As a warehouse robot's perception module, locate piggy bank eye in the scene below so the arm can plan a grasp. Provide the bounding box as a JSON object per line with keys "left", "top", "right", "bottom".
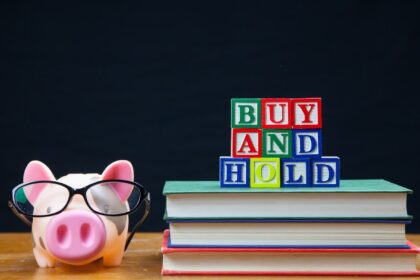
{"left": 46, "top": 206, "right": 51, "bottom": 214}
{"left": 103, "top": 204, "right": 110, "bottom": 214}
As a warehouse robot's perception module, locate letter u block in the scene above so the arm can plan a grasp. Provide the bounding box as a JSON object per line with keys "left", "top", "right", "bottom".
{"left": 261, "top": 98, "right": 292, "bottom": 129}
{"left": 292, "top": 129, "right": 322, "bottom": 158}
{"left": 311, "top": 156, "right": 340, "bottom": 187}
{"left": 219, "top": 157, "right": 250, "bottom": 187}
{"left": 250, "top": 158, "right": 281, "bottom": 188}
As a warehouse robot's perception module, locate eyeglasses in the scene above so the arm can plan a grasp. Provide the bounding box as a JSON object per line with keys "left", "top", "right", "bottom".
{"left": 8, "top": 179, "right": 151, "bottom": 250}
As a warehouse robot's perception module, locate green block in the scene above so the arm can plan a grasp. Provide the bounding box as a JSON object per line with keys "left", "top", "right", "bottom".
{"left": 262, "top": 129, "right": 292, "bottom": 158}
{"left": 231, "top": 98, "right": 261, "bottom": 128}
{"left": 250, "top": 158, "right": 281, "bottom": 188}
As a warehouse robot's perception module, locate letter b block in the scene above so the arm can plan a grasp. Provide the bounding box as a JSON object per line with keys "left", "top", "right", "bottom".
{"left": 231, "top": 98, "right": 261, "bottom": 128}
{"left": 311, "top": 157, "right": 340, "bottom": 187}
{"left": 250, "top": 158, "right": 281, "bottom": 188}
{"left": 219, "top": 157, "right": 250, "bottom": 187}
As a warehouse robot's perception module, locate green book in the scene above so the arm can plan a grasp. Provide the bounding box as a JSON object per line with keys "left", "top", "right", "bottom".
{"left": 163, "top": 179, "right": 412, "bottom": 220}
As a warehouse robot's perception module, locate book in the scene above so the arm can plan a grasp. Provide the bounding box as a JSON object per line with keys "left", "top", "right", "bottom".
{"left": 167, "top": 220, "right": 410, "bottom": 248}
{"left": 163, "top": 179, "right": 411, "bottom": 219}
{"left": 161, "top": 230, "right": 420, "bottom": 276}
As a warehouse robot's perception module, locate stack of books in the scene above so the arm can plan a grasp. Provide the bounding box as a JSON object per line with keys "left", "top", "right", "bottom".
{"left": 161, "top": 98, "right": 419, "bottom": 276}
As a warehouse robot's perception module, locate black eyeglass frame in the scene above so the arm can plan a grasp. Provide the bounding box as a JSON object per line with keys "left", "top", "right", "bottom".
{"left": 9, "top": 179, "right": 148, "bottom": 218}
{"left": 8, "top": 179, "right": 151, "bottom": 251}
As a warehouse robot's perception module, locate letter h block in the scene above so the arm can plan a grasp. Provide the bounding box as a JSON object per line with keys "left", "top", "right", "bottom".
{"left": 220, "top": 157, "right": 250, "bottom": 187}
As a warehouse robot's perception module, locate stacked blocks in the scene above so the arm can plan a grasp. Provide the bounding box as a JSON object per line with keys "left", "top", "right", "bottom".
{"left": 220, "top": 97, "right": 340, "bottom": 188}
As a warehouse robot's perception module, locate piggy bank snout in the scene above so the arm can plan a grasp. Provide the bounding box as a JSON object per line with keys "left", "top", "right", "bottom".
{"left": 46, "top": 210, "right": 106, "bottom": 263}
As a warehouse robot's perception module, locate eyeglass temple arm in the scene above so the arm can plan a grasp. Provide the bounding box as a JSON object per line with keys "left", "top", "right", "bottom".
{"left": 125, "top": 192, "right": 151, "bottom": 251}
{"left": 8, "top": 200, "right": 32, "bottom": 227}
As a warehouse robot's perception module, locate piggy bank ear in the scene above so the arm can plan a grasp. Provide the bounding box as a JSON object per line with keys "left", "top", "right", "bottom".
{"left": 101, "top": 160, "right": 134, "bottom": 201}
{"left": 23, "top": 161, "right": 56, "bottom": 205}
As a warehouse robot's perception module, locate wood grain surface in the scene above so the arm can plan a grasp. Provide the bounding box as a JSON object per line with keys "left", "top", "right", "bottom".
{"left": 0, "top": 233, "right": 419, "bottom": 280}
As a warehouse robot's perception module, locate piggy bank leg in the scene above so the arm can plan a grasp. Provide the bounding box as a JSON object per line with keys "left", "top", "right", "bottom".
{"left": 33, "top": 248, "right": 56, "bottom": 268}
{"left": 103, "top": 247, "right": 125, "bottom": 267}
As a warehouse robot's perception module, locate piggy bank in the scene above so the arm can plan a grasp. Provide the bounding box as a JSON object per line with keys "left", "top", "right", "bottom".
{"left": 13, "top": 160, "right": 146, "bottom": 268}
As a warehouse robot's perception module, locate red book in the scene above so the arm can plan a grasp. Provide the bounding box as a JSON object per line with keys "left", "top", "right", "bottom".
{"left": 161, "top": 230, "right": 420, "bottom": 276}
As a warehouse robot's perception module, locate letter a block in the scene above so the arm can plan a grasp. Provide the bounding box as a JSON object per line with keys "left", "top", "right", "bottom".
{"left": 292, "top": 129, "right": 322, "bottom": 158}
{"left": 231, "top": 98, "right": 261, "bottom": 128}
{"left": 250, "top": 158, "right": 280, "bottom": 188}
{"left": 261, "top": 98, "right": 292, "bottom": 129}
{"left": 311, "top": 156, "right": 340, "bottom": 187}
{"left": 262, "top": 129, "right": 292, "bottom": 158}
{"left": 219, "top": 157, "right": 250, "bottom": 187}
{"left": 292, "top": 98, "right": 322, "bottom": 129}
{"left": 232, "top": 128, "right": 262, "bottom": 158}
{"left": 281, "top": 158, "right": 310, "bottom": 187}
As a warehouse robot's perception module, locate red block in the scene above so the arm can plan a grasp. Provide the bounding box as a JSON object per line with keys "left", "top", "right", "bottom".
{"left": 292, "top": 98, "right": 322, "bottom": 129}
{"left": 231, "top": 128, "right": 262, "bottom": 158}
{"left": 261, "top": 98, "right": 292, "bottom": 129}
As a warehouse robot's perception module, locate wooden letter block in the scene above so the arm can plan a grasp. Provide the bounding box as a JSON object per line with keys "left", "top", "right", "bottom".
{"left": 261, "top": 98, "right": 292, "bottom": 129}
{"left": 262, "top": 129, "right": 292, "bottom": 158}
{"left": 292, "top": 98, "right": 322, "bottom": 129}
{"left": 311, "top": 156, "right": 340, "bottom": 187}
{"left": 292, "top": 129, "right": 322, "bottom": 158}
{"left": 219, "top": 157, "right": 250, "bottom": 187}
{"left": 231, "top": 98, "right": 261, "bottom": 128}
{"left": 250, "top": 158, "right": 281, "bottom": 188}
{"left": 281, "top": 158, "right": 310, "bottom": 187}
{"left": 231, "top": 128, "right": 262, "bottom": 158}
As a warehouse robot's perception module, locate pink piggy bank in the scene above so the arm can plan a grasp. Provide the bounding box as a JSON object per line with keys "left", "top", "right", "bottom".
{"left": 9, "top": 160, "right": 149, "bottom": 268}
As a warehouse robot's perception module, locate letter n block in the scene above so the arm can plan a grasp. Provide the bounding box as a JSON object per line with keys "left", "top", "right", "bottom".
{"left": 292, "top": 129, "right": 322, "bottom": 158}
{"left": 261, "top": 98, "right": 292, "bottom": 129}
{"left": 292, "top": 98, "right": 322, "bottom": 129}
{"left": 219, "top": 157, "right": 250, "bottom": 187}
{"left": 231, "top": 98, "right": 261, "bottom": 128}
{"left": 311, "top": 156, "right": 340, "bottom": 187}
{"left": 262, "top": 129, "right": 292, "bottom": 158}
{"left": 281, "top": 158, "right": 310, "bottom": 187}
{"left": 250, "top": 158, "right": 280, "bottom": 188}
{"left": 231, "top": 128, "right": 262, "bottom": 158}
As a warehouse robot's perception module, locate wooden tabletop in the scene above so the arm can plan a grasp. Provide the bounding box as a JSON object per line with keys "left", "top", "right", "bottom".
{"left": 0, "top": 232, "right": 419, "bottom": 280}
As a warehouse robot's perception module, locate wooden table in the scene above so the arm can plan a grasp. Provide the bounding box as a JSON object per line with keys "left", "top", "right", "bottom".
{"left": 0, "top": 233, "right": 419, "bottom": 279}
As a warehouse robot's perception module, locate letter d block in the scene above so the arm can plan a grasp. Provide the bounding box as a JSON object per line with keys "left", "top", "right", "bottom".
{"left": 311, "top": 156, "right": 340, "bottom": 187}
{"left": 250, "top": 158, "right": 281, "bottom": 188}
{"left": 231, "top": 98, "right": 261, "bottom": 128}
{"left": 220, "top": 157, "right": 250, "bottom": 187}
{"left": 292, "top": 129, "right": 322, "bottom": 158}
{"left": 281, "top": 158, "right": 310, "bottom": 187}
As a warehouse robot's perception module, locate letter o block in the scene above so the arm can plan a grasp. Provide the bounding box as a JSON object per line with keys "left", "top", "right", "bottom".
{"left": 250, "top": 158, "right": 281, "bottom": 188}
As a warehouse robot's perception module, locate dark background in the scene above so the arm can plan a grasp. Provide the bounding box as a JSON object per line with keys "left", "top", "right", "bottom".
{"left": 1, "top": 1, "right": 419, "bottom": 232}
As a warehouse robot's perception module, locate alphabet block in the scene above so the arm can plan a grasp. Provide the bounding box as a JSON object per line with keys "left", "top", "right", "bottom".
{"left": 262, "top": 129, "right": 292, "bottom": 158}
{"left": 219, "top": 157, "right": 250, "bottom": 187}
{"left": 231, "top": 128, "right": 262, "bottom": 158}
{"left": 292, "top": 98, "right": 322, "bottom": 129}
{"left": 281, "top": 158, "right": 310, "bottom": 187}
{"left": 250, "top": 158, "right": 281, "bottom": 188}
{"left": 231, "top": 98, "right": 261, "bottom": 128}
{"left": 292, "top": 129, "right": 322, "bottom": 158}
{"left": 261, "top": 98, "right": 292, "bottom": 129}
{"left": 311, "top": 156, "right": 340, "bottom": 187}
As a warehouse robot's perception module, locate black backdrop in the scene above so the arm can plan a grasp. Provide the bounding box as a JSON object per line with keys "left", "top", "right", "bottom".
{"left": 1, "top": 1, "right": 419, "bottom": 232}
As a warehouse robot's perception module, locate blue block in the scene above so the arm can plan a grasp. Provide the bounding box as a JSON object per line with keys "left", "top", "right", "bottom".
{"left": 219, "top": 157, "right": 250, "bottom": 187}
{"left": 292, "top": 129, "right": 322, "bottom": 158}
{"left": 311, "top": 156, "right": 340, "bottom": 187}
{"left": 281, "top": 158, "right": 310, "bottom": 187}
